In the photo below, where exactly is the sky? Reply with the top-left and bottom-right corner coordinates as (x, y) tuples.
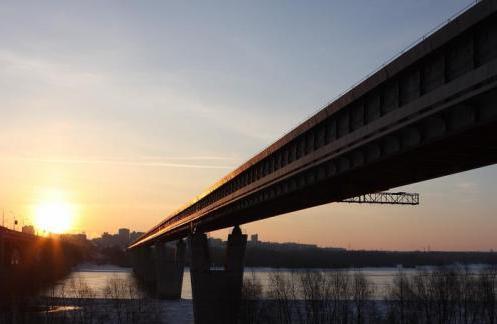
(0, 0), (495, 251)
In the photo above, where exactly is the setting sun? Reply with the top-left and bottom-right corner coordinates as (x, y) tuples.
(34, 201), (75, 234)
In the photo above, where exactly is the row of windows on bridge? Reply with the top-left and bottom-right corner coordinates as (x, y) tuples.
(218, 95), (497, 219)
(161, 13), (497, 229)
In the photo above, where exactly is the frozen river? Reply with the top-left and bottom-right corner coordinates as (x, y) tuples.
(45, 264), (422, 299)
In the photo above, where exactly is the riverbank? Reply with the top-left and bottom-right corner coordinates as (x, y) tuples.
(1, 297), (193, 324)
(2, 264), (495, 323)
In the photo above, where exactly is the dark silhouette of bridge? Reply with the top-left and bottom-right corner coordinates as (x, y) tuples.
(129, 1), (497, 323)
(0, 226), (84, 299)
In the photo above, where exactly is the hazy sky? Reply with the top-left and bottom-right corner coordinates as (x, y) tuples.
(1, 0), (495, 251)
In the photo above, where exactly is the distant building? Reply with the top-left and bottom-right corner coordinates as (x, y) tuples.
(118, 228), (130, 245)
(90, 229), (146, 249)
(129, 231), (145, 244)
(250, 234), (259, 244)
(208, 237), (224, 248)
(99, 232), (118, 247)
(22, 225), (35, 235)
(60, 233), (87, 243)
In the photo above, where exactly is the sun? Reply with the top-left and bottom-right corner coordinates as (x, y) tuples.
(34, 201), (75, 234)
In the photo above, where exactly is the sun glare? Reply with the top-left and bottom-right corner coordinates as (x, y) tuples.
(34, 201), (75, 234)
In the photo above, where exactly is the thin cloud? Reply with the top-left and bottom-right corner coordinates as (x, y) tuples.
(138, 155), (238, 161)
(0, 156), (235, 170)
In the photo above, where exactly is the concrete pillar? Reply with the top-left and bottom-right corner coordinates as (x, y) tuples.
(190, 226), (247, 324)
(0, 234), (4, 278)
(129, 248), (139, 276)
(131, 248), (143, 279)
(132, 246), (156, 286)
(0, 234), (4, 269)
(155, 239), (186, 299)
(141, 246), (156, 287)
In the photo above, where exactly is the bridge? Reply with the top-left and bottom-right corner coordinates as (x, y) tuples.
(0, 226), (84, 300)
(128, 1), (497, 323)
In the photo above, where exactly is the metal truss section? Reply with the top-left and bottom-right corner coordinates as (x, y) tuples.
(341, 192), (419, 205)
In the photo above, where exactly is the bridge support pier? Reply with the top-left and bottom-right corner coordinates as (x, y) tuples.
(0, 234), (4, 282)
(133, 246), (156, 287)
(0, 234), (4, 269)
(190, 226), (247, 324)
(155, 239), (185, 299)
(131, 248), (142, 278)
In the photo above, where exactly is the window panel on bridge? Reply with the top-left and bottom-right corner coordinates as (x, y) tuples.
(306, 131), (315, 154)
(475, 17), (497, 66)
(400, 69), (421, 105)
(249, 171), (254, 185)
(423, 117), (447, 140)
(289, 144), (296, 163)
(351, 150), (365, 168)
(326, 160), (336, 176)
(288, 178), (297, 191)
(337, 156), (350, 173)
(448, 104), (476, 130)
(383, 136), (401, 155)
(365, 143), (381, 162)
(477, 90), (497, 121)
(446, 34), (474, 82)
(351, 103), (365, 131)
(325, 118), (336, 143)
(282, 147), (289, 167)
(296, 136), (305, 159)
(264, 159), (270, 176)
(275, 152), (281, 170)
(338, 111), (350, 138)
(270, 156), (275, 173)
(401, 127), (421, 148)
(382, 81), (399, 114)
(305, 170), (315, 186)
(315, 124), (325, 149)
(365, 93), (381, 123)
(317, 164), (326, 181)
(421, 52), (446, 94)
